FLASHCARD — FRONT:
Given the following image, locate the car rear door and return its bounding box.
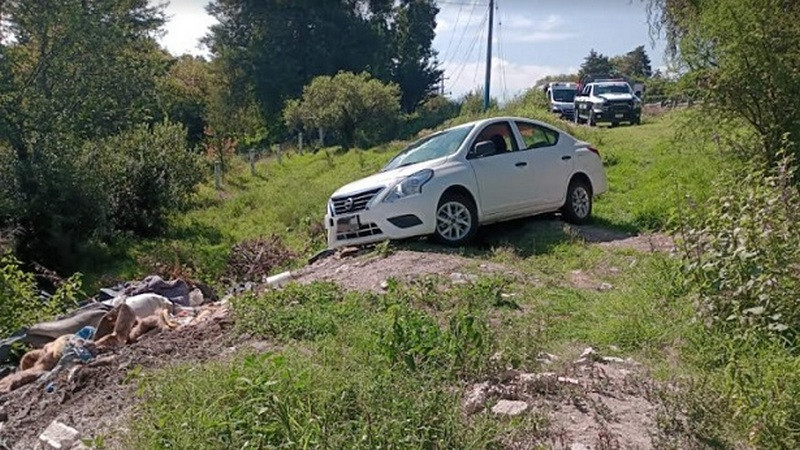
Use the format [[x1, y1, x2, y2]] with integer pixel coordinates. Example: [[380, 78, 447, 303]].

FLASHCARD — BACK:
[[513, 121, 574, 208], [467, 121, 533, 218]]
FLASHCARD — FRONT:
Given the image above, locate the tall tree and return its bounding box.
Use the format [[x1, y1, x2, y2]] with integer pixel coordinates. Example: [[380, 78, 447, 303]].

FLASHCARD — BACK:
[[205, 0, 442, 137], [206, 0, 384, 137], [611, 45, 653, 79], [390, 0, 442, 112], [647, 0, 800, 163], [578, 49, 614, 78], [1, 0, 168, 159]]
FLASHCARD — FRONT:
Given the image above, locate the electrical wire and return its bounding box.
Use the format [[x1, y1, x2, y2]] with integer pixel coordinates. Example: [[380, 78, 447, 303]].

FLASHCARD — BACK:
[[496, 0, 509, 101], [449, 6, 489, 93]]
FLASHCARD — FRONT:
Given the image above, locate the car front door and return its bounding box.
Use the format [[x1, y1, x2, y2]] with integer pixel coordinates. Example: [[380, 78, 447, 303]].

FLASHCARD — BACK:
[[467, 121, 533, 218], [513, 121, 574, 208]]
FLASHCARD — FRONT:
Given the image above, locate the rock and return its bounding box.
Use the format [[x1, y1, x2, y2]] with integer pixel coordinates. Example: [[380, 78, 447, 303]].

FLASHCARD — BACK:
[[491, 400, 528, 416], [38, 421, 80, 450], [569, 443, 590, 450], [449, 272, 477, 284], [536, 352, 558, 364], [608, 345, 620, 352], [463, 382, 490, 414], [575, 347, 597, 363], [71, 443, 90, 450], [557, 376, 581, 386], [379, 280, 389, 291], [265, 271, 293, 287], [601, 356, 626, 364], [598, 282, 614, 291]]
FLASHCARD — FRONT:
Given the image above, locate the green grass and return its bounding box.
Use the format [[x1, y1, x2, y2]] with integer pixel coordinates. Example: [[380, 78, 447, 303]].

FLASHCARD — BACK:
[[122, 100, 799, 447], [85, 108, 721, 290]]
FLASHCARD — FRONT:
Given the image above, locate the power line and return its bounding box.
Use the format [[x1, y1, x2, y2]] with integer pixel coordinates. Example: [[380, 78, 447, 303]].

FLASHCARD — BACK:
[[443, 0, 481, 78], [439, 2, 464, 64], [449, 6, 489, 94], [496, 0, 509, 101]]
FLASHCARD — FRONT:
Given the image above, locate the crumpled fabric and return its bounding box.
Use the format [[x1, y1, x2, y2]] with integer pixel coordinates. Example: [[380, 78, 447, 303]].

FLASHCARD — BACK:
[[122, 275, 193, 306]]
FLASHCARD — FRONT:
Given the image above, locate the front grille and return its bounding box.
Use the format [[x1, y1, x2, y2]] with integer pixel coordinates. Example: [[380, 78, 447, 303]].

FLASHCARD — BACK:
[[607, 100, 632, 112], [331, 187, 383, 216], [336, 222, 383, 241]]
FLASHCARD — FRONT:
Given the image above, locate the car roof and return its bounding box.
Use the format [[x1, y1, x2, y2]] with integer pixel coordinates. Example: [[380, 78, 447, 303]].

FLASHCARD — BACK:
[[461, 116, 567, 133], [590, 81, 629, 86]]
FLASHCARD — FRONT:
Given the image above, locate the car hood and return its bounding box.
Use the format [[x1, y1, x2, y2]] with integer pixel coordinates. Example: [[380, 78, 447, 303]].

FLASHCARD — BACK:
[[598, 93, 635, 101], [331, 157, 446, 198]]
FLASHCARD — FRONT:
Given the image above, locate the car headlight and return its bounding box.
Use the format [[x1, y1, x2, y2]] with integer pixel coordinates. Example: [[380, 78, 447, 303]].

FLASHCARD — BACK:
[[383, 169, 433, 203]]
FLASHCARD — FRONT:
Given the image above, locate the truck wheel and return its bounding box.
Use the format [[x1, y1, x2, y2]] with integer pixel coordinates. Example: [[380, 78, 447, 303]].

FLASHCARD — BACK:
[[562, 179, 593, 224], [632, 115, 641, 125], [574, 110, 581, 125], [433, 193, 478, 246], [588, 111, 597, 127]]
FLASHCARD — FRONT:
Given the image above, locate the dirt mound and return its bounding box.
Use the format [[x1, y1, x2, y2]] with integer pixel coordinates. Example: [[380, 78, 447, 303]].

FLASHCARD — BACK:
[[464, 349, 671, 449], [0, 307, 239, 449], [294, 249, 510, 292]]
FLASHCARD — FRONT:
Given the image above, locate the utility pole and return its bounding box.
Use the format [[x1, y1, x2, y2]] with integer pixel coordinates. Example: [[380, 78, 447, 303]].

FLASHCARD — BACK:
[[483, 0, 495, 111]]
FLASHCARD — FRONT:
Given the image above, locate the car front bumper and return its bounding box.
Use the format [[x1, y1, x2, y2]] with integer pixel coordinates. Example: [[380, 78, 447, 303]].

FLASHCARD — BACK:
[[325, 193, 436, 249], [592, 107, 641, 123]]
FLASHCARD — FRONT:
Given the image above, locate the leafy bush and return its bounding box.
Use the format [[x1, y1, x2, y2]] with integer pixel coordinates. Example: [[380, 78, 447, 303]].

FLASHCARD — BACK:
[[0, 255, 82, 336], [85, 121, 204, 236], [284, 72, 402, 149], [677, 153, 800, 340]]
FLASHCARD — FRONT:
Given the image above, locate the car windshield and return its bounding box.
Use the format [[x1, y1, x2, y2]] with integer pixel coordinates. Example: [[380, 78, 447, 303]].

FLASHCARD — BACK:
[[552, 89, 575, 102], [383, 125, 474, 171], [594, 84, 630, 95]]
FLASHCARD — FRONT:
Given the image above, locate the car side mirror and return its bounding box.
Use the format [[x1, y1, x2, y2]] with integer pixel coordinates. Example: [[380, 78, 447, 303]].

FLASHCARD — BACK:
[[473, 140, 496, 158]]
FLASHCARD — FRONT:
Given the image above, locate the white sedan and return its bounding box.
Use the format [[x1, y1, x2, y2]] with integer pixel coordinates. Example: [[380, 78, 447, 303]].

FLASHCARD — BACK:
[[325, 116, 608, 249]]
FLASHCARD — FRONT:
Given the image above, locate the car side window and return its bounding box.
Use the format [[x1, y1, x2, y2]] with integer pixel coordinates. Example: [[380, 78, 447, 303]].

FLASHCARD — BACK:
[[516, 122, 559, 149], [469, 122, 519, 157]]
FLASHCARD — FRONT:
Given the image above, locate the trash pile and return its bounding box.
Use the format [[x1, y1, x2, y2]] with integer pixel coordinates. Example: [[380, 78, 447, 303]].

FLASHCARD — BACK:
[[0, 275, 220, 396]]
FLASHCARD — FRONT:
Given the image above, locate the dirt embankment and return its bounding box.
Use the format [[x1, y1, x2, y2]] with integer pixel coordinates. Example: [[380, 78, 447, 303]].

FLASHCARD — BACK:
[[0, 221, 674, 449], [0, 307, 240, 449]]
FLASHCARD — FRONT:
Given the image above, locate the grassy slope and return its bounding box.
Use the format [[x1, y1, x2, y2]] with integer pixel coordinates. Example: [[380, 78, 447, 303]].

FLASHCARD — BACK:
[[91, 108, 718, 289], [120, 107, 779, 447]]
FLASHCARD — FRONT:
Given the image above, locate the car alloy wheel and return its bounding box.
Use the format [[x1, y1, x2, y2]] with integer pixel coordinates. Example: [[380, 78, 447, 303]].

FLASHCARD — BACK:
[[571, 186, 591, 219], [436, 201, 472, 242]]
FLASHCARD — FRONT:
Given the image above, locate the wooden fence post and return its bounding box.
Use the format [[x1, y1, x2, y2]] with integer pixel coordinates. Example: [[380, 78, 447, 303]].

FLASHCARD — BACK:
[[214, 161, 222, 190], [249, 149, 256, 176]]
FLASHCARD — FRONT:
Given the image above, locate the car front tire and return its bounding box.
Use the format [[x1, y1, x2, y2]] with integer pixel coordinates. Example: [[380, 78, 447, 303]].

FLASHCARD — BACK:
[[562, 179, 593, 224], [433, 192, 478, 246]]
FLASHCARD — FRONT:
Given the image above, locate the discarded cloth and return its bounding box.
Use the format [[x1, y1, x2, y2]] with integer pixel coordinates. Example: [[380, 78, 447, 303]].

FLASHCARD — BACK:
[[122, 275, 193, 306], [24, 309, 108, 348]]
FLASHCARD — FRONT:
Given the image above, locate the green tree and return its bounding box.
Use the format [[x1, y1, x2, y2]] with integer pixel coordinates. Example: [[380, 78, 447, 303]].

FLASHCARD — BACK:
[[391, 0, 442, 112], [611, 45, 653, 79], [205, 0, 441, 137], [158, 55, 215, 146], [1, 0, 168, 158], [578, 49, 614, 78], [648, 0, 800, 163], [284, 72, 401, 149]]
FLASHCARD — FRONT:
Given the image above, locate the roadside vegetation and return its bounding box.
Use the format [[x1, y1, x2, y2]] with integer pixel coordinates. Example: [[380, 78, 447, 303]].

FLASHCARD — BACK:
[[2, 0, 800, 447]]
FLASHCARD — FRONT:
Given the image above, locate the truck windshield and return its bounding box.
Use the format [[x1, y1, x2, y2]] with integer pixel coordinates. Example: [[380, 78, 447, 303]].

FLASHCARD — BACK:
[[594, 84, 630, 95], [552, 89, 575, 102], [384, 124, 474, 171]]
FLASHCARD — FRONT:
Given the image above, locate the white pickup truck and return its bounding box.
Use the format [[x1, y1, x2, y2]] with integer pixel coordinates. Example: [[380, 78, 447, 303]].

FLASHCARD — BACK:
[[574, 81, 642, 127]]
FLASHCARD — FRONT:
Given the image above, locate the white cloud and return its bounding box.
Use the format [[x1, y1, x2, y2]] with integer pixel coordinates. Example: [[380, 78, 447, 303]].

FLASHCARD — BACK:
[[505, 31, 578, 43], [442, 56, 575, 102]]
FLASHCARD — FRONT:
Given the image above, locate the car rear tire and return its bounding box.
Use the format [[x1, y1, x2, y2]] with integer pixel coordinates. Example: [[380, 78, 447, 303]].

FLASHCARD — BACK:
[[433, 193, 478, 246], [562, 179, 593, 224]]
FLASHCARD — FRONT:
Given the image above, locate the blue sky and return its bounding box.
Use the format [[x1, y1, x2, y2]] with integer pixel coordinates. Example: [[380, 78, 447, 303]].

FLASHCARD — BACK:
[[159, 0, 667, 101]]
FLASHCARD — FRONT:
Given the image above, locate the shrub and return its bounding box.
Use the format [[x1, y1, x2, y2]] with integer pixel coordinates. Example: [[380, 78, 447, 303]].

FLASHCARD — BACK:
[[0, 255, 82, 336], [677, 152, 800, 341], [85, 121, 204, 236]]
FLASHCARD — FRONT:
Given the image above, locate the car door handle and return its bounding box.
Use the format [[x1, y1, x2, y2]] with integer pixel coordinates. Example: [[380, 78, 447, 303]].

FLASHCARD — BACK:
[[515, 162, 527, 167], [561, 155, 572, 161]]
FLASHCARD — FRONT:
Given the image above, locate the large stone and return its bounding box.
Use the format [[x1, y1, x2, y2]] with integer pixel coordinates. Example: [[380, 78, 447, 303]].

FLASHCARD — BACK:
[[491, 400, 528, 416], [38, 421, 80, 450], [463, 382, 490, 414]]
